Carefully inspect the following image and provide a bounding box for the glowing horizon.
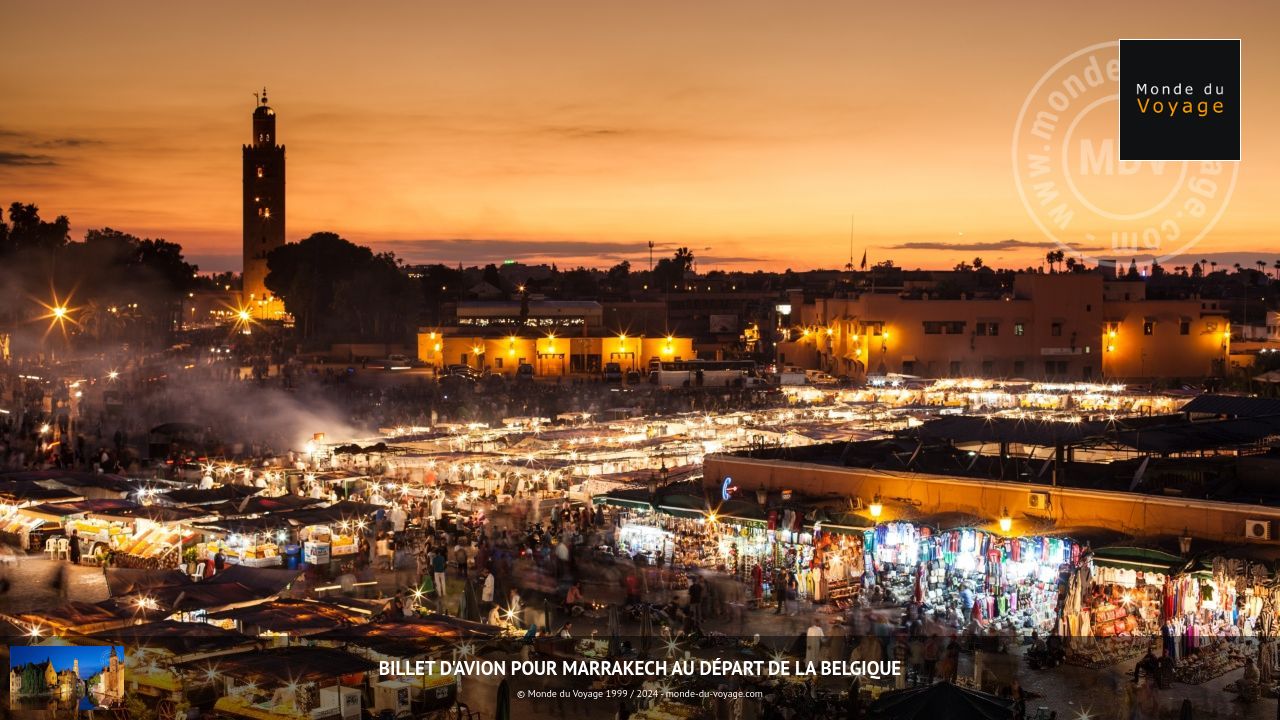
[2,1,1277,273]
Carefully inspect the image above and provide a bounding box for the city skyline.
[9,645,120,681]
[2,1,1279,273]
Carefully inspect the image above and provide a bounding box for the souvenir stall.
[614,512,676,565]
[1061,549,1274,680]
[1059,547,1178,669]
[605,495,868,608]
[1161,556,1273,684]
[863,522,1076,637]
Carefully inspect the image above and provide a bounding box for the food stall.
[193,516,290,569]
[299,523,360,565]
[199,535,284,568]
[312,614,505,715]
[0,483,83,550]
[177,647,374,720]
[86,506,211,569]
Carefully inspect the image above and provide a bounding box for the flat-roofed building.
[778,272,1228,381]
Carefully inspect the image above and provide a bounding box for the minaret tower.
[242,87,286,317]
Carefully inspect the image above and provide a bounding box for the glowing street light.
[998,508,1013,533]
[868,494,883,519]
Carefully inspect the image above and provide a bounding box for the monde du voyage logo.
[1013,40,1240,265]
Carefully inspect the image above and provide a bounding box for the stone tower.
[242,87,287,318]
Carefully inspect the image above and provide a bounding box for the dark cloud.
[885,238,1107,253]
[542,126,629,139]
[0,151,56,166]
[370,238,761,267]
[34,137,102,149]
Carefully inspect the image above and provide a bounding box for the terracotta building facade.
[778,273,1229,381]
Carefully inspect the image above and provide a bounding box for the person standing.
[806,620,826,666]
[481,568,496,613]
[432,548,449,599]
[68,530,81,565]
[687,575,704,623]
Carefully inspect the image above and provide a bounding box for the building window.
[1085,304,1092,312]
[1013,360,1025,376]
[902,361,916,375]
[1051,322,1062,337]
[975,322,999,337]
[949,361,961,375]
[256,167,264,179]
[1014,323,1025,336]
[1179,319,1190,335]
[925,321,966,334]
[1143,321,1154,336]
[494,358,504,369]
[981,360,994,375]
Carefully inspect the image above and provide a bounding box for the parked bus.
[648,359,763,388]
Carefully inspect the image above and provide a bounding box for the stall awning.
[599,497,653,511]
[21,499,139,522]
[90,620,253,655]
[205,598,367,633]
[174,646,376,685]
[157,485,258,506]
[1090,546,1183,572]
[311,614,503,657]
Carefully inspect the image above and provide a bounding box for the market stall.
[863,522,1076,637]
[87,506,210,569]
[176,646,374,720]
[312,614,505,715]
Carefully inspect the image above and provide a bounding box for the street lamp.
[868,493,883,519]
[999,508,1013,534]
[1179,528,1193,556]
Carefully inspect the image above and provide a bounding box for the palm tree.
[1273,260,1280,280]
[1256,260,1267,274]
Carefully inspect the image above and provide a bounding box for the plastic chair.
[44,537,58,559]
[192,563,206,580]
[55,537,70,560]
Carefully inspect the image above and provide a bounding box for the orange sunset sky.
[1,1,1276,273]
